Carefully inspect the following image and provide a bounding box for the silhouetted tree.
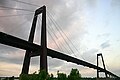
[68,68,81,80]
[57,71,67,80]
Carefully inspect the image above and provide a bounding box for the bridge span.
[0,32,119,78]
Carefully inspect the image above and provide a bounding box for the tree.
[57,71,67,80]
[68,68,81,80]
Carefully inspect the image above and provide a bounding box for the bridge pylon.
[97,53,108,79]
[21,5,47,74]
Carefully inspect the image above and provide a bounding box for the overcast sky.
[0,0,120,77]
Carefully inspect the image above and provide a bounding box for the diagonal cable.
[47,11,85,59]
[0,5,34,12]
[47,13,73,54]
[47,22,69,53]
[47,13,77,57]
[39,16,64,52]
[0,13,34,17]
[11,0,39,7]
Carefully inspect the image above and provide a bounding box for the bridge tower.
[97,53,108,79]
[21,5,47,74]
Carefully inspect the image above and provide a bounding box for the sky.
[0,0,120,77]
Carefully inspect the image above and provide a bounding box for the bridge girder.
[0,32,119,78]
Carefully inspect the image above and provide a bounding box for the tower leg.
[97,54,99,80]
[21,51,31,74]
[40,6,48,72]
[21,12,38,74]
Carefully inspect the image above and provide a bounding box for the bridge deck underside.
[0,32,119,78]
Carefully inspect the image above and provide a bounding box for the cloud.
[82,48,98,63]
[0,62,22,77]
[48,57,65,68]
[112,69,120,77]
[100,41,110,49]
[0,0,16,7]
[97,33,110,38]
[80,67,96,77]
[0,48,25,65]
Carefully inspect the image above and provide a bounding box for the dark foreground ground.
[0,77,119,80]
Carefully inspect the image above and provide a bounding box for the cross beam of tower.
[22,5,47,74]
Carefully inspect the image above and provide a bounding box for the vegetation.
[68,68,81,80]
[19,68,119,80]
[20,68,82,80]
[20,70,49,80]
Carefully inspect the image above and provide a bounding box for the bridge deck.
[0,32,119,78]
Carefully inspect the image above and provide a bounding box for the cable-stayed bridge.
[0,3,119,79]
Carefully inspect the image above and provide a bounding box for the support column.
[97,54,99,79]
[21,13,38,74]
[101,54,108,78]
[97,53,108,80]
[40,6,48,72]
